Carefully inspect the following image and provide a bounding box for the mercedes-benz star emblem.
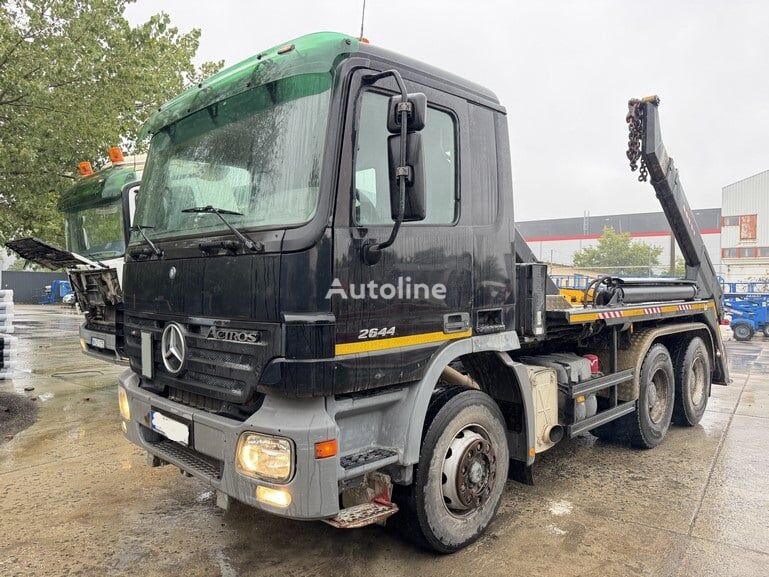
[161,322,186,374]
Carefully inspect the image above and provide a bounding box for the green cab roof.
[138,32,359,141]
[57,164,141,213]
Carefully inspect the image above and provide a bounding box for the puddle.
[548,500,573,516]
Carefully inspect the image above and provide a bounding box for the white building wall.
[721,169,769,281]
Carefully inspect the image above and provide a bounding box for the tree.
[573,227,662,277]
[673,256,686,278]
[0,0,223,245]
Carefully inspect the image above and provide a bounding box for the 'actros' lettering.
[206,326,260,344]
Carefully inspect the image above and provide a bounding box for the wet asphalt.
[1,305,768,576]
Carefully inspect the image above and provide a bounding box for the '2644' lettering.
[358,326,396,340]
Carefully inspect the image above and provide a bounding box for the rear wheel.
[762,326,769,338]
[733,323,754,341]
[391,390,509,553]
[672,337,711,426]
[591,344,674,449]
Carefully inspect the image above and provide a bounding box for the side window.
[354,90,457,225]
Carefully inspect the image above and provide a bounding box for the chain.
[626,99,648,182]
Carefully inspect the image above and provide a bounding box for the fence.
[0,271,69,304]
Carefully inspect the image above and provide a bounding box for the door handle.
[444,312,470,333]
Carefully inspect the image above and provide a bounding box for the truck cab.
[118,32,727,552]
[7,157,141,363]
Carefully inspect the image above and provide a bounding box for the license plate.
[150,411,190,446]
[91,336,106,349]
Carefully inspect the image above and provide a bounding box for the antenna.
[359,0,367,40]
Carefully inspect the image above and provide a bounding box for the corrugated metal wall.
[721,169,769,281]
[722,169,769,248]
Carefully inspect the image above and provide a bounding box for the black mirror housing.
[388,132,426,222]
[387,93,427,134]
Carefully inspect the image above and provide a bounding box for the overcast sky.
[125,0,768,222]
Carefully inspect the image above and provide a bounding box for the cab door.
[331,69,473,389]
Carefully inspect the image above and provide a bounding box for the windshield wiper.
[130,225,164,258]
[181,205,262,252]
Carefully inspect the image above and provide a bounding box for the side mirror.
[121,181,141,247]
[387,93,426,133]
[388,132,426,222]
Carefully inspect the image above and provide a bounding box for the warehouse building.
[517,208,722,273]
[720,169,769,281]
[518,169,769,284]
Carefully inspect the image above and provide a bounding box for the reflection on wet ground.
[2,305,769,577]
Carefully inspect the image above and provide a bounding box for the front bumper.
[80,323,127,365]
[119,369,340,519]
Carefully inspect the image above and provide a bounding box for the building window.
[738,247,756,258]
[739,214,758,240]
[758,247,769,258]
[721,215,739,227]
[722,248,737,258]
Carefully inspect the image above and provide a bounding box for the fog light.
[118,386,130,421]
[256,485,292,508]
[236,433,293,482]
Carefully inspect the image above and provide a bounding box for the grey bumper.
[119,369,340,519]
[79,323,127,365]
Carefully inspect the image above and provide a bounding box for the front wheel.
[733,323,754,341]
[392,390,509,553]
[762,325,769,338]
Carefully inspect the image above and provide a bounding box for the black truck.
[117,32,728,552]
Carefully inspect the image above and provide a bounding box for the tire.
[391,389,509,553]
[672,337,711,426]
[763,325,769,338]
[733,323,754,341]
[593,344,675,449]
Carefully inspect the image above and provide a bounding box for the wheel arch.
[603,322,716,402]
[401,331,536,467]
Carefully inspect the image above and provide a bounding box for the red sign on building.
[739,214,757,240]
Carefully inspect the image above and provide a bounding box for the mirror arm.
[361,69,410,266]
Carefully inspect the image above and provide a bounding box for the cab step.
[323,500,399,529]
[340,447,399,479]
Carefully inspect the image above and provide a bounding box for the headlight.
[118,386,130,421]
[236,433,293,482]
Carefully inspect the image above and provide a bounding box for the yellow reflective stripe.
[568,300,714,324]
[569,312,600,323]
[335,329,472,356]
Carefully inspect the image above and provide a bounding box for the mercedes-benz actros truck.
[7,150,142,363]
[117,32,727,553]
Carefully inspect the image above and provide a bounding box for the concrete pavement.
[1,305,768,576]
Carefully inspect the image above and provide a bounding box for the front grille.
[168,387,227,413]
[125,315,277,407]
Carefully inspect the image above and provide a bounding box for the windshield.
[132,73,331,242]
[64,199,126,259]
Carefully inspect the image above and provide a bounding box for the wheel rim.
[648,367,671,424]
[735,325,750,339]
[689,355,707,407]
[441,425,497,515]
